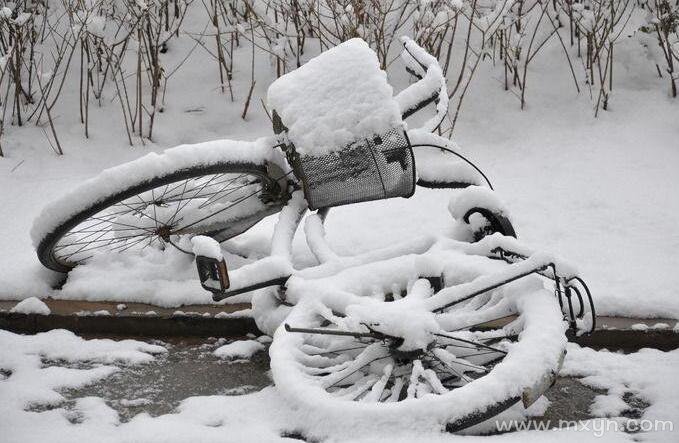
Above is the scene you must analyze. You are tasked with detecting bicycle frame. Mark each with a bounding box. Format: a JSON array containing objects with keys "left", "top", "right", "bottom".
[{"left": 195, "top": 38, "right": 594, "bottom": 336}]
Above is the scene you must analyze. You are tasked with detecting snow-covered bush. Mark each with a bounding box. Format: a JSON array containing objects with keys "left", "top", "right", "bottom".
[
  {"left": 0, "top": 0, "right": 675, "bottom": 156},
  {"left": 636, "top": 0, "right": 678, "bottom": 97}
]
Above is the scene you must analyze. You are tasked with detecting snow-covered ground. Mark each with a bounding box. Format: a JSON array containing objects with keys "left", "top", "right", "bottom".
[{"left": 1, "top": 329, "right": 677, "bottom": 442}]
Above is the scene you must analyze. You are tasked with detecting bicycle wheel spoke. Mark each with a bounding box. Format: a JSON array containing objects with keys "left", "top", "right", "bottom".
[
  {"left": 197, "top": 174, "right": 251, "bottom": 208},
  {"left": 62, "top": 233, "right": 149, "bottom": 259},
  {"left": 167, "top": 173, "right": 230, "bottom": 227},
  {"left": 422, "top": 367, "right": 449, "bottom": 394},
  {"left": 363, "top": 364, "right": 393, "bottom": 402},
  {"left": 117, "top": 200, "right": 163, "bottom": 226},
  {"left": 115, "top": 235, "right": 155, "bottom": 253},
  {"left": 60, "top": 230, "right": 112, "bottom": 260},
  {"left": 430, "top": 348, "right": 489, "bottom": 373},
  {"left": 433, "top": 332, "right": 507, "bottom": 355},
  {"left": 55, "top": 232, "right": 148, "bottom": 250},
  {"left": 176, "top": 186, "right": 265, "bottom": 232},
  {"left": 385, "top": 377, "right": 405, "bottom": 402},
  {"left": 322, "top": 343, "right": 389, "bottom": 389},
  {"left": 429, "top": 352, "right": 472, "bottom": 384},
  {"left": 87, "top": 215, "right": 157, "bottom": 233}
]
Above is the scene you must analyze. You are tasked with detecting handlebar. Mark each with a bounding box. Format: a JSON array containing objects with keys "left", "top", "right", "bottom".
[{"left": 396, "top": 37, "right": 449, "bottom": 132}]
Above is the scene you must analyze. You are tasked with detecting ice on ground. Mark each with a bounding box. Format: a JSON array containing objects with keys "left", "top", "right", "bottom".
[
  {"left": 213, "top": 339, "right": 265, "bottom": 360},
  {"left": 267, "top": 38, "right": 401, "bottom": 156},
  {"left": 10, "top": 297, "right": 50, "bottom": 315}
]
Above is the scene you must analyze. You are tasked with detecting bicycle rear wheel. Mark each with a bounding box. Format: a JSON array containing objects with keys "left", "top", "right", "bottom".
[{"left": 33, "top": 141, "right": 287, "bottom": 273}]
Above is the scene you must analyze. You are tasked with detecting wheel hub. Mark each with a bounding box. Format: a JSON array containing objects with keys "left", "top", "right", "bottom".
[{"left": 156, "top": 225, "right": 173, "bottom": 241}]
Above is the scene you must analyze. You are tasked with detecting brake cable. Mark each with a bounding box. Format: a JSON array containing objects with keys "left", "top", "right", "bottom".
[{"left": 410, "top": 143, "right": 494, "bottom": 190}]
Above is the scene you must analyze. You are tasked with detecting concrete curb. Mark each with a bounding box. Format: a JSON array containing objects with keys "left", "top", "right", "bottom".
[
  {"left": 0, "top": 311, "right": 259, "bottom": 338},
  {"left": 1, "top": 300, "right": 678, "bottom": 349},
  {"left": 0, "top": 299, "right": 259, "bottom": 338},
  {"left": 569, "top": 329, "right": 679, "bottom": 351}
]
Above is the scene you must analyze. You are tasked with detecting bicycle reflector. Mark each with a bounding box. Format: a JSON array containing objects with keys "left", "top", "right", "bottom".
[{"left": 196, "top": 255, "right": 230, "bottom": 294}]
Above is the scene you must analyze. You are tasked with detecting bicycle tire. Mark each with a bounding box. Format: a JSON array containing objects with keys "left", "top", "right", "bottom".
[{"left": 33, "top": 143, "right": 287, "bottom": 273}]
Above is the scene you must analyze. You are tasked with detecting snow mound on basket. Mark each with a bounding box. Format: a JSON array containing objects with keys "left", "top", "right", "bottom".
[
  {"left": 10, "top": 297, "right": 50, "bottom": 315},
  {"left": 267, "top": 38, "right": 402, "bottom": 156}
]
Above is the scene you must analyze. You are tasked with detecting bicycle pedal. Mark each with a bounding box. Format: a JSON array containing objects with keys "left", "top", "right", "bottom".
[{"left": 195, "top": 255, "right": 230, "bottom": 297}]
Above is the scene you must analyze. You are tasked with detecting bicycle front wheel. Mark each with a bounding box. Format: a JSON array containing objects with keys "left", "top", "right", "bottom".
[
  {"left": 32, "top": 139, "right": 288, "bottom": 273},
  {"left": 270, "top": 250, "right": 567, "bottom": 434}
]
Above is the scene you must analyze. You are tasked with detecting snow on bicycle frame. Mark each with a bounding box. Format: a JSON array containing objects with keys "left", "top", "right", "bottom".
[{"left": 267, "top": 38, "right": 416, "bottom": 210}]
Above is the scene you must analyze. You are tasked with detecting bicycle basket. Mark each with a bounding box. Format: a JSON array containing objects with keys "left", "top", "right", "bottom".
[{"left": 289, "top": 127, "right": 416, "bottom": 210}]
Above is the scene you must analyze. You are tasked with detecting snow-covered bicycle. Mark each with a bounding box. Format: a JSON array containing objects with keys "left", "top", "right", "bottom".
[{"left": 32, "top": 37, "right": 595, "bottom": 433}]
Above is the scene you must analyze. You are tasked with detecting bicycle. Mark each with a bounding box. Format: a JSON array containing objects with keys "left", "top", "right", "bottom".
[{"left": 31, "top": 37, "right": 595, "bottom": 433}]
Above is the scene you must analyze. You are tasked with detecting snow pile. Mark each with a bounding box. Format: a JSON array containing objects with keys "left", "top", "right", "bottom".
[
  {"left": 448, "top": 186, "right": 509, "bottom": 221},
  {"left": 191, "top": 235, "right": 223, "bottom": 260},
  {"left": 562, "top": 344, "right": 679, "bottom": 442},
  {"left": 214, "top": 339, "right": 265, "bottom": 360},
  {"left": 345, "top": 279, "right": 439, "bottom": 351},
  {"left": 0, "top": 329, "right": 165, "bottom": 414},
  {"left": 267, "top": 38, "right": 401, "bottom": 156},
  {"left": 10, "top": 297, "right": 50, "bottom": 315}
]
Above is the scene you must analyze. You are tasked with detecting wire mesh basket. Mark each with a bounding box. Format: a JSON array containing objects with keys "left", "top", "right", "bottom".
[{"left": 288, "top": 127, "right": 416, "bottom": 210}]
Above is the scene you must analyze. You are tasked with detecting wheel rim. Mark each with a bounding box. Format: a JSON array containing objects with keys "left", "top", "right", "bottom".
[{"left": 45, "top": 170, "right": 274, "bottom": 269}]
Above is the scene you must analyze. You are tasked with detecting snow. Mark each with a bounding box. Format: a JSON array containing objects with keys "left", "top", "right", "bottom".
[
  {"left": 0, "top": 327, "right": 678, "bottom": 441},
  {"left": 0, "top": 329, "right": 165, "bottom": 420},
  {"left": 409, "top": 131, "right": 482, "bottom": 186},
  {"left": 562, "top": 344, "right": 679, "bottom": 442},
  {"left": 213, "top": 339, "right": 265, "bottom": 360},
  {"left": 267, "top": 38, "right": 402, "bottom": 156},
  {"left": 448, "top": 186, "right": 508, "bottom": 221},
  {"left": 397, "top": 37, "right": 449, "bottom": 132},
  {"left": 345, "top": 280, "right": 440, "bottom": 351},
  {"left": 10, "top": 297, "right": 50, "bottom": 315},
  {"left": 191, "top": 235, "right": 223, "bottom": 260}
]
